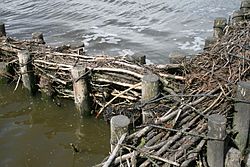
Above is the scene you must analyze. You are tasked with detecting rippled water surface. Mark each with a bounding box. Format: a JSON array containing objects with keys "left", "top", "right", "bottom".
[
  {"left": 0, "top": 0, "right": 241, "bottom": 167},
  {"left": 1, "top": 0, "right": 240, "bottom": 63}
]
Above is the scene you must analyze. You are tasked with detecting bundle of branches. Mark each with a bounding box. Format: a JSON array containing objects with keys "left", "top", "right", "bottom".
[
  {"left": 97, "top": 22, "right": 250, "bottom": 167},
  {"left": 0, "top": 35, "right": 185, "bottom": 117},
  {"left": 34, "top": 51, "right": 185, "bottom": 118}
]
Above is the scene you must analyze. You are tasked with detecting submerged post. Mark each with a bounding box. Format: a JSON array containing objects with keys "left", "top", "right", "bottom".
[
  {"left": 32, "top": 32, "right": 45, "bottom": 44},
  {"left": 141, "top": 74, "right": 160, "bottom": 124},
  {"left": 0, "top": 22, "right": 6, "bottom": 37},
  {"left": 110, "top": 115, "right": 130, "bottom": 152},
  {"left": 17, "top": 50, "right": 36, "bottom": 94},
  {"left": 71, "top": 66, "right": 91, "bottom": 117},
  {"left": 207, "top": 114, "right": 227, "bottom": 167},
  {"left": 213, "top": 17, "right": 227, "bottom": 38},
  {"left": 234, "top": 81, "right": 250, "bottom": 153}
]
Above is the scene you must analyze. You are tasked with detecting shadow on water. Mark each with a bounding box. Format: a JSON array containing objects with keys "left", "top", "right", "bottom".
[{"left": 0, "top": 83, "right": 110, "bottom": 167}]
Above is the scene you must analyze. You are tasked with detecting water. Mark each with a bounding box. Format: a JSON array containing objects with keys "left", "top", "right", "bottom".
[
  {"left": 0, "top": 83, "right": 110, "bottom": 167},
  {"left": 0, "top": 0, "right": 241, "bottom": 167},
  {"left": 1, "top": 0, "right": 240, "bottom": 63}
]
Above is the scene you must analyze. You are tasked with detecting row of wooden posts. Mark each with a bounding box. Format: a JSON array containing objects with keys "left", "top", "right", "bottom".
[
  {"left": 106, "top": 1, "right": 250, "bottom": 165},
  {"left": 204, "top": 0, "right": 250, "bottom": 50},
  {"left": 109, "top": 81, "right": 250, "bottom": 167},
  {"left": 1, "top": 2, "right": 250, "bottom": 165}
]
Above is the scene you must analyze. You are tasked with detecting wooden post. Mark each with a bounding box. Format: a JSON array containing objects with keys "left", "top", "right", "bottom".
[
  {"left": 213, "top": 17, "right": 227, "bottom": 38},
  {"left": 110, "top": 115, "right": 130, "bottom": 152},
  {"left": 0, "top": 62, "right": 7, "bottom": 83},
  {"left": 17, "top": 50, "right": 36, "bottom": 94},
  {"left": 240, "top": 1, "right": 250, "bottom": 14},
  {"left": 141, "top": 74, "right": 160, "bottom": 123},
  {"left": 232, "top": 10, "right": 244, "bottom": 24},
  {"left": 225, "top": 148, "right": 241, "bottom": 167},
  {"left": 71, "top": 66, "right": 91, "bottom": 117},
  {"left": 234, "top": 81, "right": 250, "bottom": 153},
  {"left": 39, "top": 75, "right": 54, "bottom": 99},
  {"left": 245, "top": 153, "right": 250, "bottom": 167},
  {"left": 168, "top": 51, "right": 186, "bottom": 64},
  {"left": 0, "top": 22, "right": 6, "bottom": 37},
  {"left": 207, "top": 114, "right": 227, "bottom": 167},
  {"left": 69, "top": 42, "right": 85, "bottom": 55},
  {"left": 32, "top": 32, "right": 45, "bottom": 44},
  {"left": 125, "top": 53, "right": 146, "bottom": 65}
]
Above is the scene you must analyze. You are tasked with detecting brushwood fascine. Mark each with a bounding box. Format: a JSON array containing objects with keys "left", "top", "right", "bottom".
[{"left": 0, "top": 1, "right": 250, "bottom": 166}]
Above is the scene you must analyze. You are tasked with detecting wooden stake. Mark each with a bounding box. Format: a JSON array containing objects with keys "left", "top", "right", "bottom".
[
  {"left": 32, "top": 32, "right": 45, "bottom": 44},
  {"left": 225, "top": 148, "right": 241, "bottom": 167},
  {"left": 110, "top": 115, "right": 130, "bottom": 152},
  {"left": 141, "top": 74, "right": 160, "bottom": 123},
  {"left": 207, "top": 114, "right": 227, "bottom": 167},
  {"left": 71, "top": 66, "right": 91, "bottom": 116},
  {"left": 17, "top": 50, "right": 36, "bottom": 94},
  {"left": 213, "top": 17, "right": 227, "bottom": 38},
  {"left": 234, "top": 81, "right": 250, "bottom": 153},
  {"left": 69, "top": 42, "right": 85, "bottom": 55},
  {"left": 0, "top": 22, "right": 6, "bottom": 37},
  {"left": 240, "top": 1, "right": 250, "bottom": 14},
  {"left": 125, "top": 53, "right": 146, "bottom": 65},
  {"left": 0, "top": 62, "right": 7, "bottom": 83},
  {"left": 232, "top": 10, "right": 244, "bottom": 24}
]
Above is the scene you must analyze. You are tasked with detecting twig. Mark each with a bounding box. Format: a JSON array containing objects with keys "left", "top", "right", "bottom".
[
  {"left": 123, "top": 144, "right": 180, "bottom": 166},
  {"left": 102, "top": 133, "right": 127, "bottom": 167},
  {"left": 96, "top": 82, "right": 141, "bottom": 118},
  {"left": 149, "top": 124, "right": 225, "bottom": 141},
  {"left": 13, "top": 74, "right": 21, "bottom": 92}
]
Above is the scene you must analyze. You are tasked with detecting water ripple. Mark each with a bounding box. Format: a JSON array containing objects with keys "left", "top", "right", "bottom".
[{"left": 0, "top": 0, "right": 241, "bottom": 63}]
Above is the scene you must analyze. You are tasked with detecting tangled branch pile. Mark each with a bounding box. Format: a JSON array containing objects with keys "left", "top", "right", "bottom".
[
  {"left": 97, "top": 22, "right": 250, "bottom": 167},
  {"left": 0, "top": 20, "right": 250, "bottom": 167}
]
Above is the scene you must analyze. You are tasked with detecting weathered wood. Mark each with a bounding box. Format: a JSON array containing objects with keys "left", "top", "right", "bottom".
[
  {"left": 0, "top": 62, "right": 7, "bottom": 83},
  {"left": 69, "top": 41, "right": 85, "bottom": 55},
  {"left": 0, "top": 22, "right": 6, "bottom": 37},
  {"left": 207, "top": 114, "right": 227, "bottom": 167},
  {"left": 213, "top": 17, "right": 227, "bottom": 38},
  {"left": 246, "top": 153, "right": 250, "bottom": 167},
  {"left": 232, "top": 10, "right": 244, "bottom": 24},
  {"left": 71, "top": 66, "right": 91, "bottom": 116},
  {"left": 17, "top": 50, "right": 36, "bottom": 94},
  {"left": 225, "top": 148, "right": 241, "bottom": 167},
  {"left": 234, "top": 81, "right": 250, "bottom": 153},
  {"left": 141, "top": 74, "right": 160, "bottom": 123},
  {"left": 125, "top": 53, "right": 146, "bottom": 65},
  {"left": 32, "top": 32, "right": 45, "bottom": 44},
  {"left": 168, "top": 51, "right": 186, "bottom": 64},
  {"left": 110, "top": 115, "right": 130, "bottom": 152},
  {"left": 39, "top": 75, "right": 54, "bottom": 99},
  {"left": 142, "top": 74, "right": 160, "bottom": 102},
  {"left": 103, "top": 133, "right": 127, "bottom": 167},
  {"left": 241, "top": 1, "right": 250, "bottom": 14}
]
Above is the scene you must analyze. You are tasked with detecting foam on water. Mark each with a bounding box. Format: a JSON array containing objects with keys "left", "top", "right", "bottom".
[{"left": 0, "top": 0, "right": 240, "bottom": 63}]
